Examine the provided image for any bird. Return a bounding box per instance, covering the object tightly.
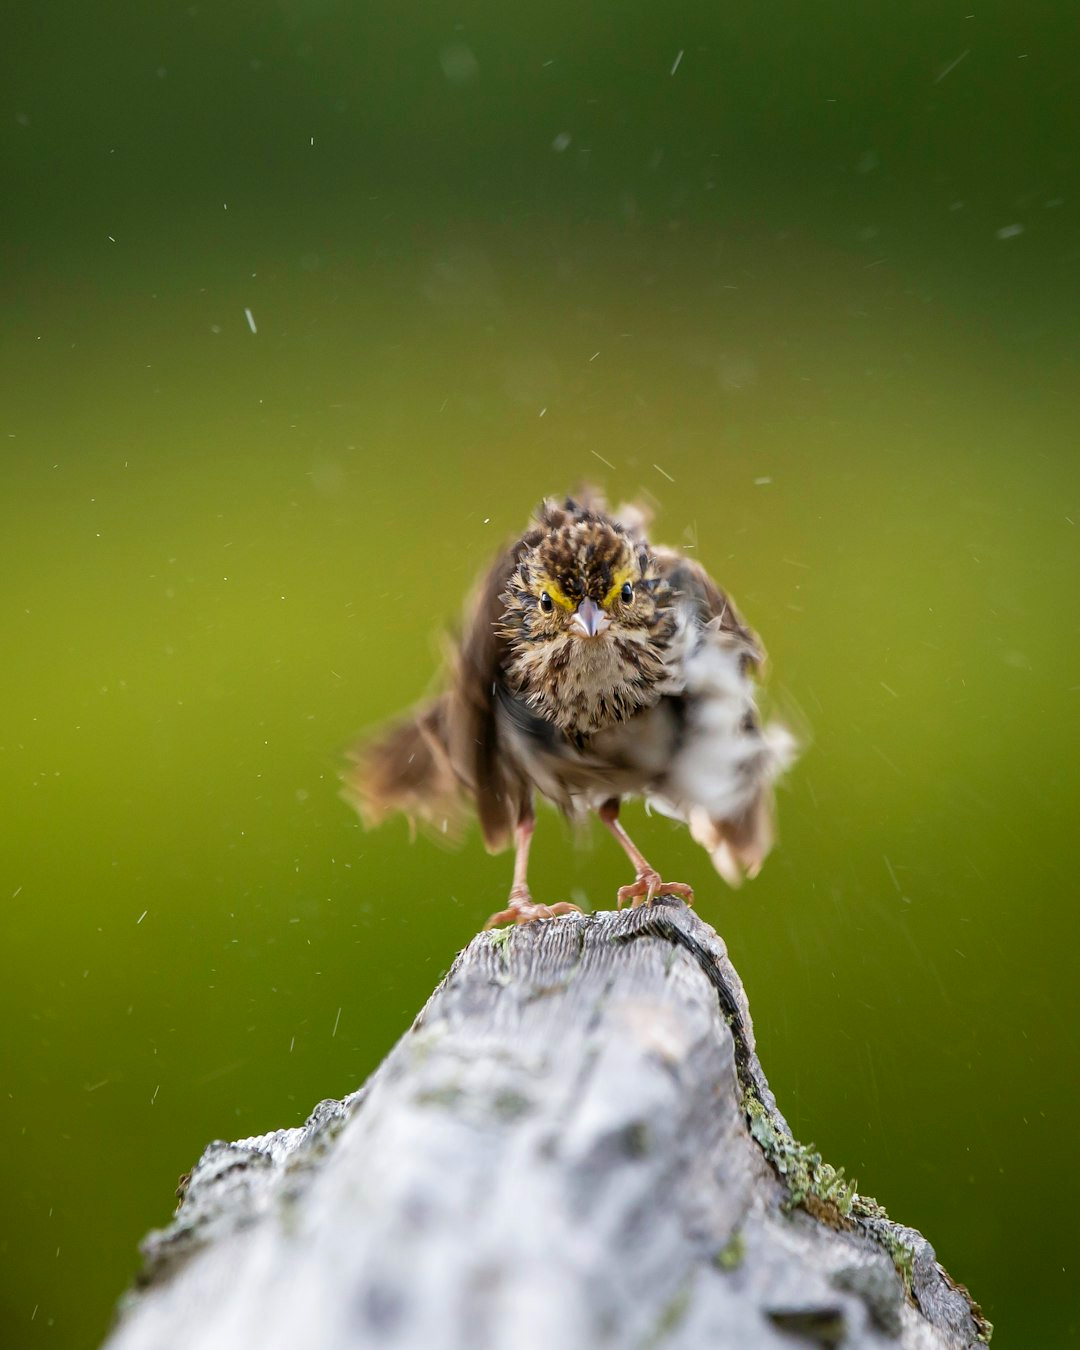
[343,489,796,928]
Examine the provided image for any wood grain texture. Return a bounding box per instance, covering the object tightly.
[105,901,990,1350]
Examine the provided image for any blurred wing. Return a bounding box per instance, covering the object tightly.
[652,549,795,885]
[444,540,533,853]
[344,529,539,853]
[655,548,765,667]
[341,694,465,843]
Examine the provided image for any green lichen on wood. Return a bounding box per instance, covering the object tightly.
[850,1192,888,1220]
[413,1084,465,1110]
[486,925,514,980]
[487,926,513,962]
[491,1088,533,1121]
[638,1275,693,1350]
[879,1228,916,1295]
[714,1230,746,1271]
[740,1092,992,1338]
[743,1093,857,1219]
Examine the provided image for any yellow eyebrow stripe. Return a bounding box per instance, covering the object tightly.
[602,564,635,609]
[535,580,575,611]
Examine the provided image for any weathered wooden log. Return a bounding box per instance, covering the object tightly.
[105,900,991,1350]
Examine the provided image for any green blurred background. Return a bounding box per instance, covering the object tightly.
[2,1,1077,1344]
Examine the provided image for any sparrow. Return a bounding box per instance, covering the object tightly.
[343,490,795,927]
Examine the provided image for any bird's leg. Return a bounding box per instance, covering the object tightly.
[598,798,695,910]
[483,815,583,928]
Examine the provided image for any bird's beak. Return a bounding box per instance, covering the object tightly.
[570,597,610,638]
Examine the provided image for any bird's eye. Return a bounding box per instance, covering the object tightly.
[539,591,554,613]
[620,581,634,604]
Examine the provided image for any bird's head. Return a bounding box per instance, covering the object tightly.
[498,496,677,737]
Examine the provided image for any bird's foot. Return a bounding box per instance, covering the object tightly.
[483,888,583,929]
[616,872,695,910]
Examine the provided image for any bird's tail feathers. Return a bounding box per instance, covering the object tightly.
[685,721,797,887]
[341,695,464,843]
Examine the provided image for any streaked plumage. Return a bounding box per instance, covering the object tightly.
[344,490,795,926]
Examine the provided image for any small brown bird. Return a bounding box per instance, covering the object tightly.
[344,490,795,927]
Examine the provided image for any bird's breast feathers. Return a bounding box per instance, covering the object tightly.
[504,622,669,738]
[494,592,787,823]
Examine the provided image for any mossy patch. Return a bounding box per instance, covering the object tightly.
[850,1192,887,1220]
[487,926,513,967]
[618,1119,653,1158]
[740,1092,988,1335]
[743,1092,857,1221]
[414,1084,465,1110]
[491,1088,533,1121]
[878,1228,916,1296]
[639,1275,693,1349]
[714,1230,746,1271]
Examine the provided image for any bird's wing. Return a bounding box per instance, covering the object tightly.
[652,549,795,886]
[654,548,765,667]
[343,538,534,854]
[341,693,465,841]
[444,540,534,853]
